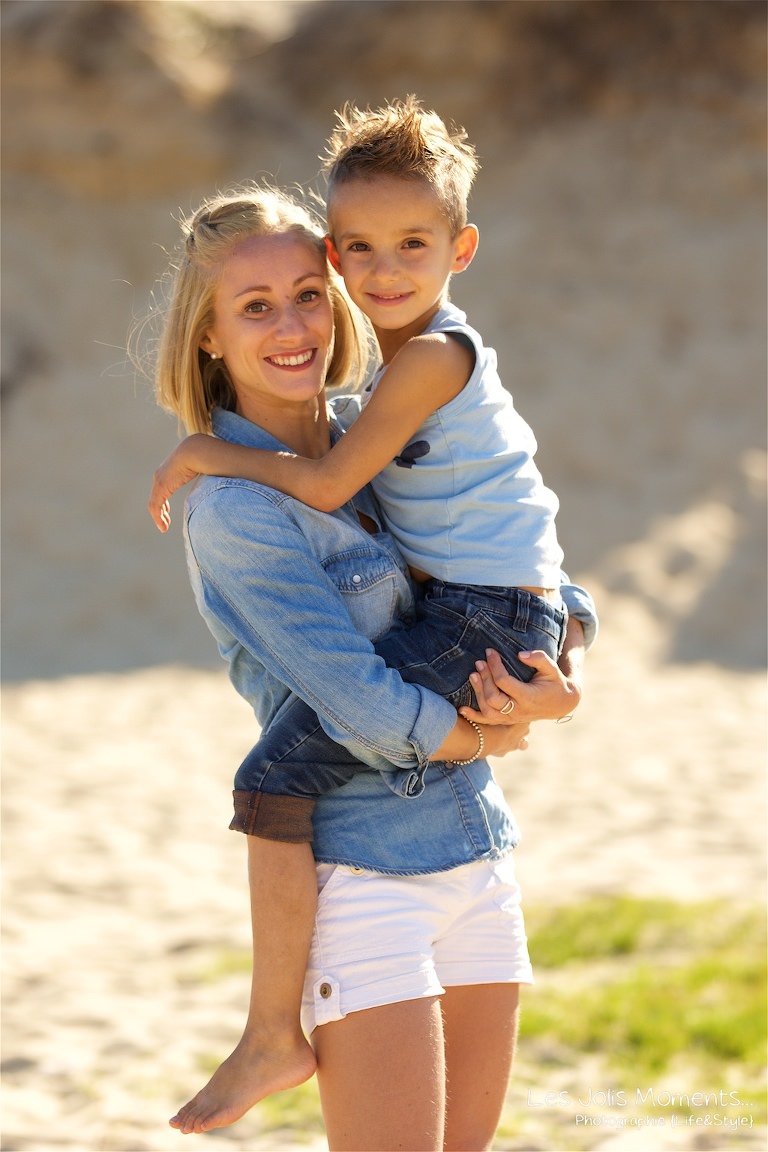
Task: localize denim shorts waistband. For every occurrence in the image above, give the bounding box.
[427,579,562,606]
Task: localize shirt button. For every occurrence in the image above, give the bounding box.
[352,574,362,585]
[349,866,364,874]
[319,982,332,999]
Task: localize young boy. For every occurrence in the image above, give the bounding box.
[158,98,589,1135]
[151,96,569,711]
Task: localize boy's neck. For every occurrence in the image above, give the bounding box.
[374,300,447,365]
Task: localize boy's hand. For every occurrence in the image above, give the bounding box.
[148,440,205,532]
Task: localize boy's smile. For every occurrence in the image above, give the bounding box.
[326,175,477,353]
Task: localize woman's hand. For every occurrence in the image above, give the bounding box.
[482,721,532,756]
[461,617,586,728]
[148,436,210,532]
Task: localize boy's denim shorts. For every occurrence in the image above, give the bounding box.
[377,580,567,711]
[300,852,533,1036]
[233,582,567,803]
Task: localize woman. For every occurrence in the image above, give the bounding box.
[146,183,597,1149]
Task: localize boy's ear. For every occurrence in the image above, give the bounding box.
[324,234,343,274]
[452,224,479,273]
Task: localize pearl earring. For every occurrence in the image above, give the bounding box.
[210,352,219,360]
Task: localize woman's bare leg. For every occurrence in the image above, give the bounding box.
[442,983,521,1151]
[169,836,317,1134]
[313,997,446,1151]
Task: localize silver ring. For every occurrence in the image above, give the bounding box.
[499,698,515,715]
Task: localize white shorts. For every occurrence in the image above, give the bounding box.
[301,853,533,1036]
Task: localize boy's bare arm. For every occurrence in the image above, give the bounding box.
[300,332,472,512]
[148,434,269,531]
[148,333,472,529]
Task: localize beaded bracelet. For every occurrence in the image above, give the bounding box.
[449,716,485,766]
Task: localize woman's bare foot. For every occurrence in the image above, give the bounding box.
[169,1030,317,1134]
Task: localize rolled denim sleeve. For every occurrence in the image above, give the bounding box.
[185,479,457,772]
[560,573,599,649]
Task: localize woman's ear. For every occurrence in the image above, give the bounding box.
[199,332,217,357]
[452,224,479,273]
[325,234,343,275]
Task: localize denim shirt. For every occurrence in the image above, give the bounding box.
[183,404,598,875]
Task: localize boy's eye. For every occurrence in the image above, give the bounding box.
[347,242,370,253]
[403,238,425,249]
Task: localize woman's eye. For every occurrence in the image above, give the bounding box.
[244,300,269,314]
[297,289,321,305]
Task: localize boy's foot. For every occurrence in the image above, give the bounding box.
[169,1032,317,1134]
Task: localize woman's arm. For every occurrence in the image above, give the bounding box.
[148,334,471,530]
[559,576,598,650]
[433,714,532,763]
[185,454,593,765]
[187,480,524,776]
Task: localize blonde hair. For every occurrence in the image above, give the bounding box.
[151,184,371,435]
[323,96,479,237]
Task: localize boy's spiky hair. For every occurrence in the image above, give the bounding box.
[322,95,479,236]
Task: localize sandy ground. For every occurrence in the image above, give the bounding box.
[2,606,765,1152]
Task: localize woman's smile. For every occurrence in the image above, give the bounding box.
[265,348,317,369]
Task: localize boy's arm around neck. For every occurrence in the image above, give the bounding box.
[156,334,473,517]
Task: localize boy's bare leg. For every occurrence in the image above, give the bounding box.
[169,836,318,1134]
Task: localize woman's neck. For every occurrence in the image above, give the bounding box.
[236,396,331,459]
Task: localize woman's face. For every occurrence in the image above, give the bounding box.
[201,233,334,417]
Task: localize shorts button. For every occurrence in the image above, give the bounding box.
[352,574,362,584]
[349,865,364,874]
[319,982,332,999]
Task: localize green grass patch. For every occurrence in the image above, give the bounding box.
[256,1078,324,1137]
[520,898,767,1114]
[524,896,763,966]
[194,947,252,982]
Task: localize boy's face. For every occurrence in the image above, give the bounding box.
[326,175,477,337]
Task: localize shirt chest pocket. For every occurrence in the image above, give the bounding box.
[322,548,400,642]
